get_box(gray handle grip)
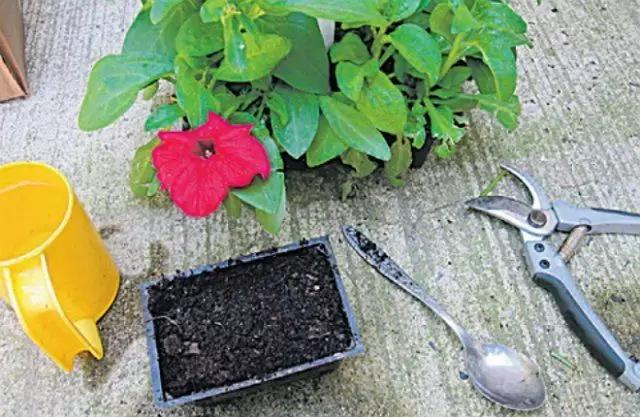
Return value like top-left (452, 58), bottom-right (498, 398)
top-left (524, 240), bottom-right (640, 391)
top-left (553, 201), bottom-right (640, 235)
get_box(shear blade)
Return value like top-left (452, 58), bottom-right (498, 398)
top-left (466, 196), bottom-right (533, 231)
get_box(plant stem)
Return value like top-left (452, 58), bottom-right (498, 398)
top-left (379, 45), bottom-right (396, 67)
top-left (371, 26), bottom-right (388, 60)
top-left (480, 170), bottom-right (507, 196)
top-left (257, 94), bottom-right (267, 119)
top-left (207, 75), bottom-right (217, 90)
top-left (439, 33), bottom-right (468, 79)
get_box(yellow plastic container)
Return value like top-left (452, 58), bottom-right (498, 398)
top-left (0, 162), bottom-right (119, 371)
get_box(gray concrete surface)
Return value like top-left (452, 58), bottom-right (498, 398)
top-left (1, 0), bottom-right (639, 416)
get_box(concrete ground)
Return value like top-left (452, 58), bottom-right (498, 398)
top-left (1, 0), bottom-right (639, 416)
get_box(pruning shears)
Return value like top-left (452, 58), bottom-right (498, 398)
top-left (466, 163), bottom-right (640, 391)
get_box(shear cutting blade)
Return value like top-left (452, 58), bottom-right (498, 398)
top-left (466, 196), bottom-right (533, 230)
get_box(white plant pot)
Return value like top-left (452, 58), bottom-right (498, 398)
top-left (318, 19), bottom-right (336, 49)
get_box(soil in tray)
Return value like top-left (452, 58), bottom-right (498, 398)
top-left (147, 245), bottom-right (353, 399)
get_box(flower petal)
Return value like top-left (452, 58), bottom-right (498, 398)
top-left (158, 130), bottom-right (198, 146)
top-left (214, 135), bottom-right (271, 183)
top-left (170, 162), bottom-right (229, 217)
top-left (151, 112), bottom-right (271, 218)
top-left (194, 113), bottom-right (236, 139)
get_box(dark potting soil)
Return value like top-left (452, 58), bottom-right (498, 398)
top-left (146, 245), bottom-right (353, 399)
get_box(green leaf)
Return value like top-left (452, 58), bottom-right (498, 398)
top-left (330, 33), bottom-right (371, 65)
top-left (257, 13), bottom-right (330, 94)
top-left (405, 113), bottom-right (427, 148)
top-left (264, 0), bottom-right (388, 26)
top-left (417, 0), bottom-right (432, 11)
top-left (451, 4), bottom-right (481, 33)
top-left (474, 0), bottom-right (527, 34)
top-left (435, 140), bottom-right (457, 158)
top-left (217, 33), bottom-right (292, 82)
top-left (79, 54), bottom-right (174, 131)
top-left (233, 172), bottom-right (285, 215)
top-left (447, 0), bottom-right (465, 8)
top-left (179, 54), bottom-right (210, 71)
top-left (438, 66), bottom-right (472, 90)
top-left (252, 76), bottom-right (273, 91)
top-left (123, 5), bottom-right (194, 60)
top-left (255, 184), bottom-right (287, 234)
top-left (425, 100), bottom-right (463, 141)
top-left (467, 56), bottom-right (495, 93)
top-left (357, 70), bottom-right (407, 134)
top-left (130, 137), bottom-right (160, 198)
top-left (259, 136), bottom-right (285, 171)
top-left (384, 138), bottom-right (412, 186)
top-left (390, 24), bottom-right (442, 86)
top-left (430, 88), bottom-right (459, 99)
top-left (271, 84), bottom-right (319, 159)
top-left (230, 112), bottom-right (262, 127)
top-left (463, 93), bottom-right (521, 131)
top-left (141, 81), bottom-right (159, 100)
top-left (378, 0), bottom-right (421, 21)
top-left (454, 113), bottom-right (469, 126)
top-left (341, 179), bottom-right (354, 201)
top-left (176, 13), bottom-right (224, 56)
top-left (336, 62), bottom-right (365, 102)
top-left (200, 0), bottom-right (225, 22)
top-left (222, 15), bottom-right (247, 73)
top-left (239, 14), bottom-right (261, 37)
top-left (306, 116), bottom-right (348, 167)
top-left (502, 32), bottom-right (532, 48)
top-left (467, 30), bottom-right (517, 101)
top-left (330, 91), bottom-right (355, 105)
top-left (257, 123), bottom-right (275, 140)
top-left (430, 96), bottom-right (478, 112)
top-left (147, 175), bottom-right (161, 197)
top-left (144, 104), bottom-right (186, 131)
top-left (361, 58), bottom-right (380, 77)
top-left (393, 54), bottom-right (409, 83)
top-left (150, 0), bottom-right (184, 24)
top-left (213, 85), bottom-right (240, 115)
top-left (320, 96), bottom-right (391, 161)
top-left (240, 86), bottom-right (264, 110)
top-left (425, 100), bottom-right (464, 156)
top-left (266, 91), bottom-right (289, 125)
top-left (223, 193), bottom-right (243, 218)
top-left (405, 11), bottom-right (431, 28)
top-left (429, 3), bottom-right (455, 42)
top-left (341, 149), bottom-right (378, 178)
top-left (175, 57), bottom-right (211, 127)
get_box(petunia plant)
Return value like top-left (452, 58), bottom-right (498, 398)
top-left (79, 0), bottom-right (531, 233)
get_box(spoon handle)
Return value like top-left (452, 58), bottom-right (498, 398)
top-left (343, 226), bottom-right (473, 345)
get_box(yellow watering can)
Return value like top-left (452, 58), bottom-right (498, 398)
top-left (0, 162), bottom-right (119, 371)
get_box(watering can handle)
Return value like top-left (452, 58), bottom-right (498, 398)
top-left (3, 254), bottom-right (103, 372)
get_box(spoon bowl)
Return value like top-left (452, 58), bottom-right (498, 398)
top-left (466, 341), bottom-right (546, 411)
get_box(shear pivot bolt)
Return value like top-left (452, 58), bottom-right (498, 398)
top-left (539, 260), bottom-right (550, 269)
top-left (534, 243), bottom-right (545, 253)
top-left (528, 210), bottom-right (547, 228)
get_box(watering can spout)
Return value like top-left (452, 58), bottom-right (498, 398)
top-left (5, 256), bottom-right (104, 371)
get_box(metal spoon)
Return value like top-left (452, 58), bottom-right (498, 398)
top-left (343, 226), bottom-right (547, 411)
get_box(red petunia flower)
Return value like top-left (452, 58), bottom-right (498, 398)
top-left (152, 112), bottom-right (270, 217)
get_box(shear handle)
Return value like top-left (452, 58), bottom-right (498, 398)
top-left (524, 240), bottom-right (640, 391)
top-left (553, 200), bottom-right (640, 235)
